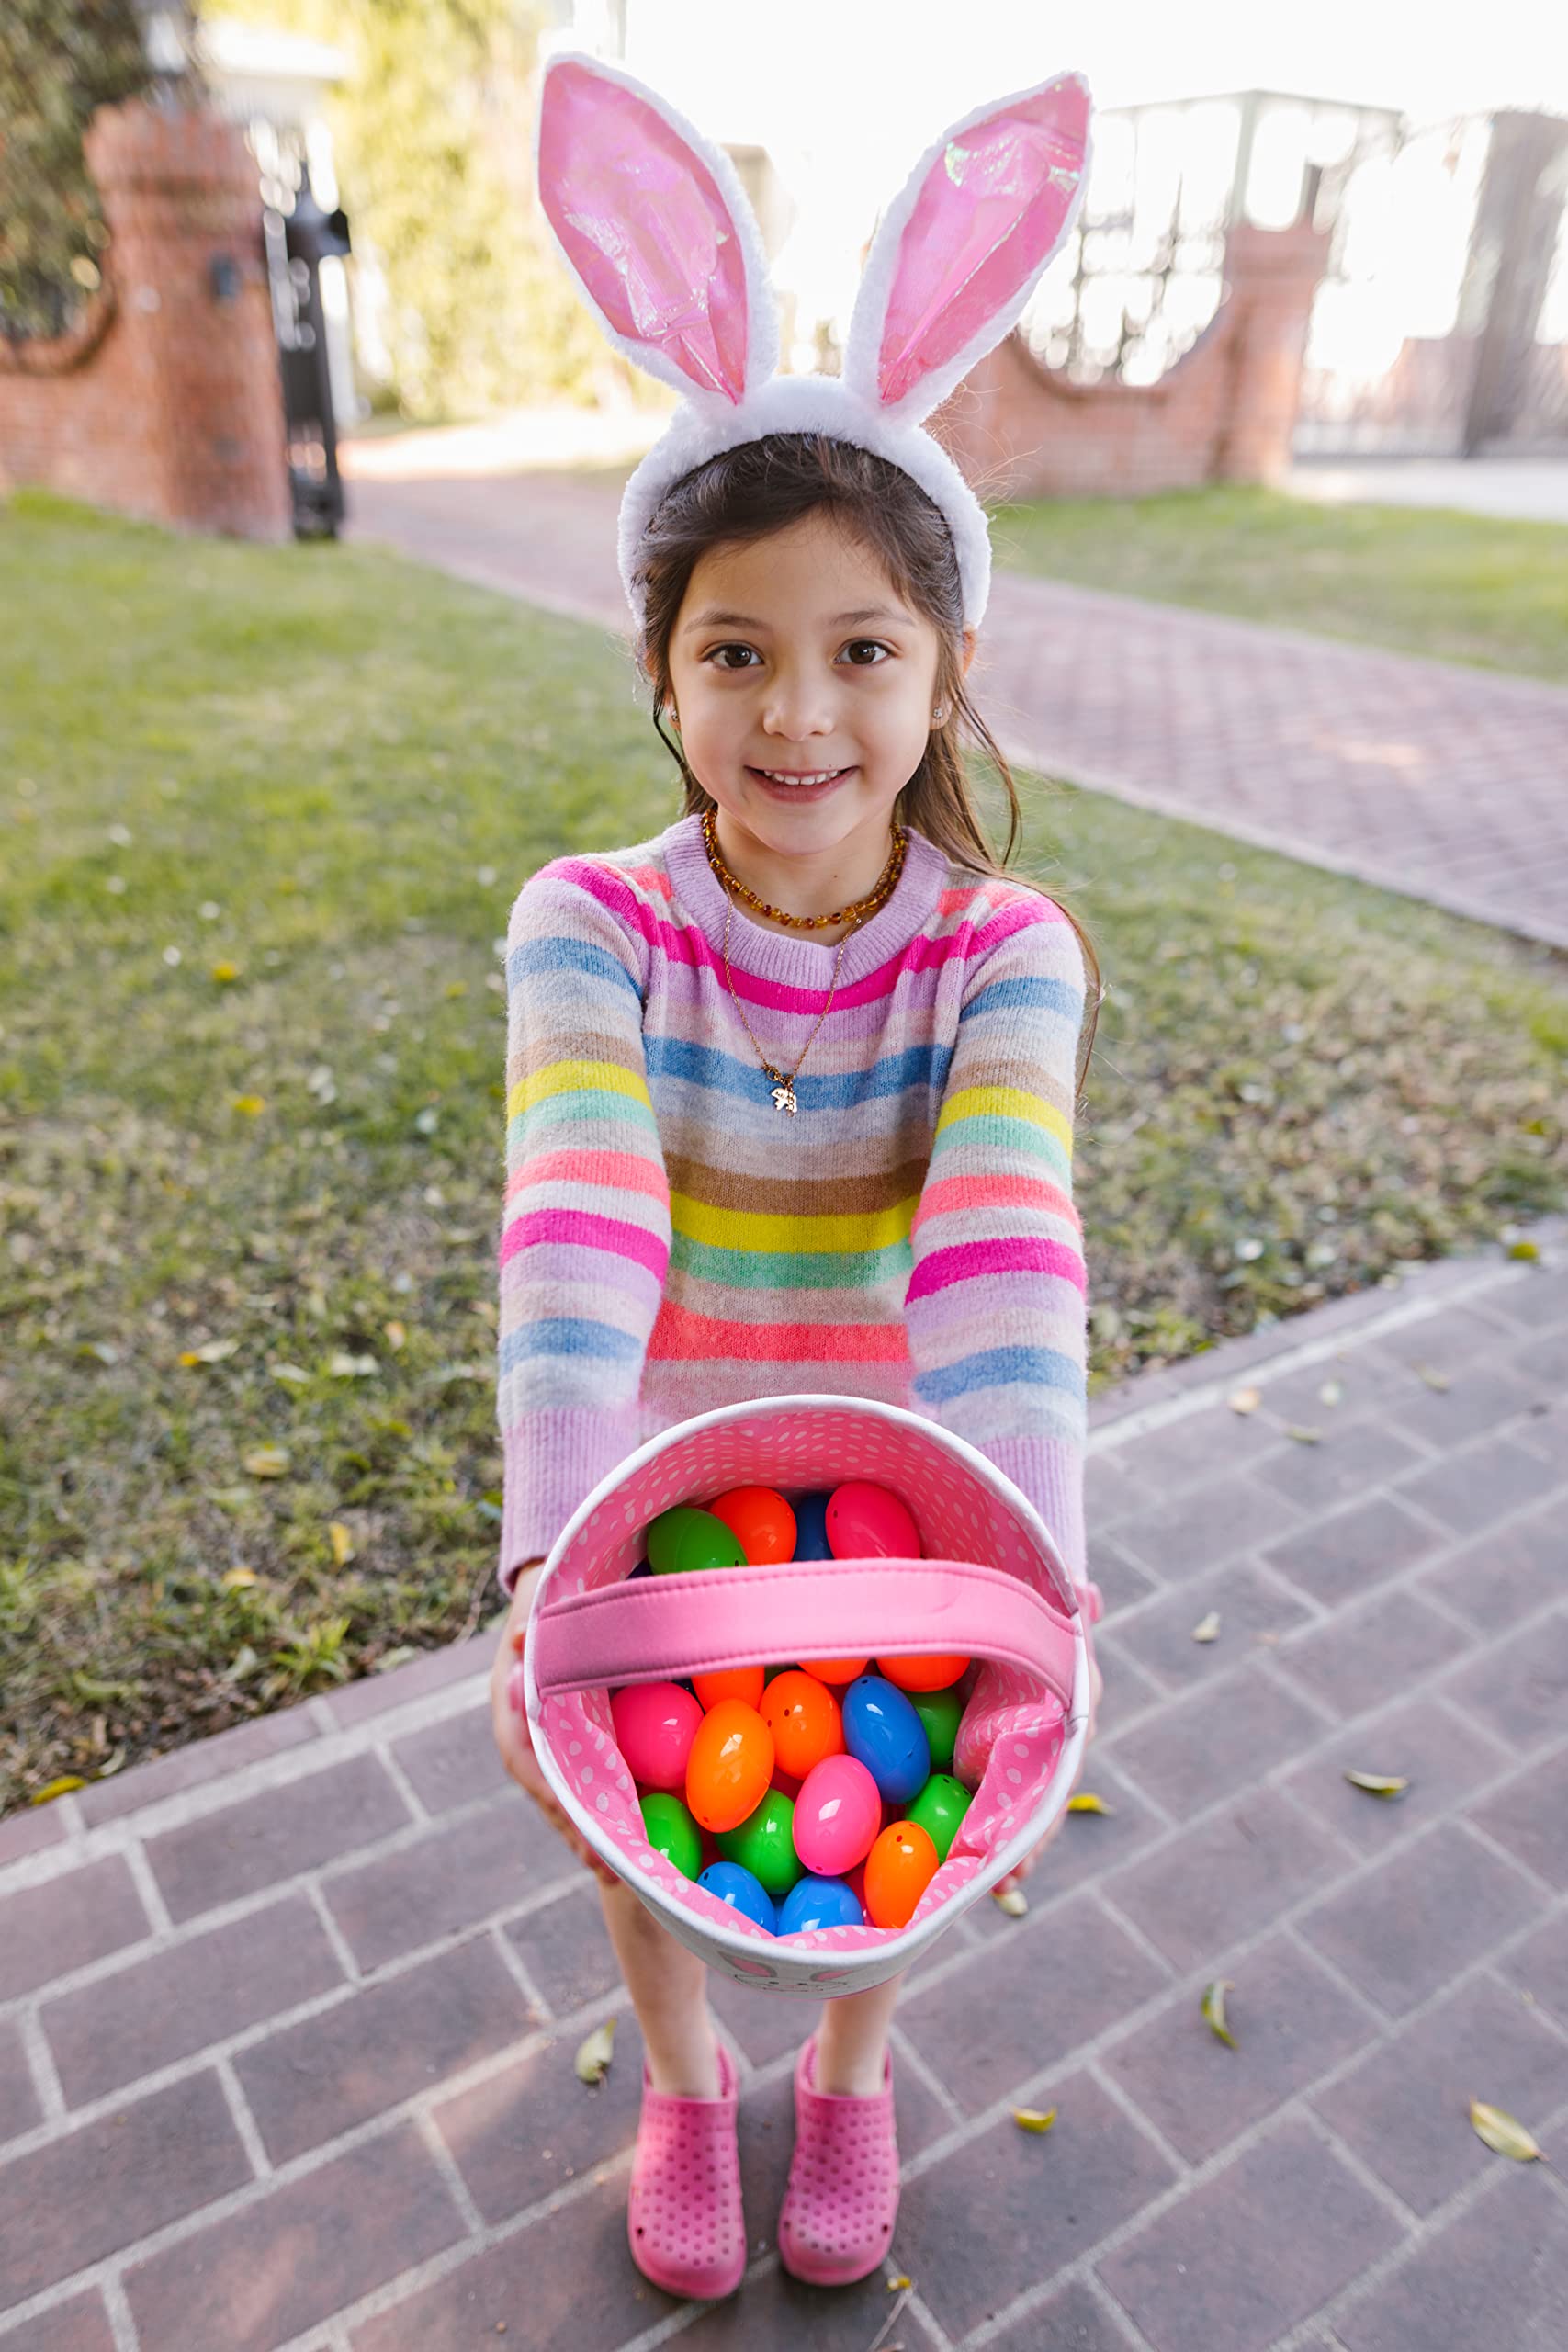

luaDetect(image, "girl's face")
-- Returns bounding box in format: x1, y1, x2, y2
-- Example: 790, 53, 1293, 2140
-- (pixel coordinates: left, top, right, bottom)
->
663, 509, 973, 885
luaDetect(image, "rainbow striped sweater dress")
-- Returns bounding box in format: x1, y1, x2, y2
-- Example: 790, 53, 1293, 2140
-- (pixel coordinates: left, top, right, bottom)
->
495, 810, 1089, 1596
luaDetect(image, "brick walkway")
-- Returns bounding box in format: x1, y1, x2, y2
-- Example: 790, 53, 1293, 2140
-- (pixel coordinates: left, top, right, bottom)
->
340, 462, 1568, 952
3, 1227, 1565, 2352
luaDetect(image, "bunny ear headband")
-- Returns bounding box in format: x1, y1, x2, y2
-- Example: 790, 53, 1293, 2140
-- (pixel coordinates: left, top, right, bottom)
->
534, 50, 1091, 633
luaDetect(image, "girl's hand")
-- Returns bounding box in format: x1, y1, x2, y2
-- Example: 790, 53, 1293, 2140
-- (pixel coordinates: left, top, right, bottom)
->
992, 1645, 1102, 1899
491, 1558, 619, 1890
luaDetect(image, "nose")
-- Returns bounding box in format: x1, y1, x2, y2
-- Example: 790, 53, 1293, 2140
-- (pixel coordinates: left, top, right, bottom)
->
759, 671, 837, 741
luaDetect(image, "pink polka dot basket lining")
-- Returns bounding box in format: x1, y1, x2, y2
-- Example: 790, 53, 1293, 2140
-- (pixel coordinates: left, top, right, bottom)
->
525, 1394, 1093, 1995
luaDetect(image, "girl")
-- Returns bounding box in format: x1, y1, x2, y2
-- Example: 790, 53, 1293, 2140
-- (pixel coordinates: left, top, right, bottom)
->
489, 51, 1103, 2305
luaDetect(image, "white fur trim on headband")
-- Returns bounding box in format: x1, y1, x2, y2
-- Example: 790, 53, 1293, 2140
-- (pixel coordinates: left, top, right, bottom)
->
615, 372, 995, 633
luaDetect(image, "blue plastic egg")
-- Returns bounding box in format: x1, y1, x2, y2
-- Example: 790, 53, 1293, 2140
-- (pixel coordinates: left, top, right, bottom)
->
698, 1859, 778, 1933
776, 1873, 864, 1934
789, 1489, 832, 1560
841, 1674, 931, 1806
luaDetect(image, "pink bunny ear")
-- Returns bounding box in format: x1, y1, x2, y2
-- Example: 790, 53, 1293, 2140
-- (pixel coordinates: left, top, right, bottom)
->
534, 53, 776, 406
845, 73, 1091, 420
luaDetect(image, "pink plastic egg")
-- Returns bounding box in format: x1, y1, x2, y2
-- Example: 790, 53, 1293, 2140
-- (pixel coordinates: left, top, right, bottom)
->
825, 1481, 921, 1559
610, 1682, 703, 1794
793, 1752, 882, 1877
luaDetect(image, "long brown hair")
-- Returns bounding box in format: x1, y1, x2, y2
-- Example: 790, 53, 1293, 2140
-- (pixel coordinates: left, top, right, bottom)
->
630, 431, 1100, 1097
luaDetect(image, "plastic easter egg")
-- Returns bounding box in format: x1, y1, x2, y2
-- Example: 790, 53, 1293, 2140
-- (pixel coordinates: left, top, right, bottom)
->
609, 1681, 703, 1793
646, 1505, 748, 1576
905, 1771, 973, 1864
707, 1484, 796, 1565
639, 1791, 703, 1880
793, 1753, 882, 1877
841, 1674, 931, 1805
798, 1653, 869, 1684
863, 1819, 940, 1928
789, 1489, 832, 1560
684, 1699, 774, 1832
777, 1874, 864, 1935
825, 1481, 921, 1560
878, 1651, 969, 1692
693, 1665, 765, 1712
698, 1859, 777, 1933
906, 1685, 964, 1773
716, 1788, 803, 1897
761, 1669, 844, 1779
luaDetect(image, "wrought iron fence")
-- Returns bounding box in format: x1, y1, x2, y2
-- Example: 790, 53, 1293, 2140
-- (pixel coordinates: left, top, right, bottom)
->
1295, 106, 1568, 457
1015, 89, 1400, 389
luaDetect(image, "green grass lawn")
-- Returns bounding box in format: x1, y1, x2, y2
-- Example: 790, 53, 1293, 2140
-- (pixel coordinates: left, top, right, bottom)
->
2, 488, 1563, 1813
988, 484, 1568, 684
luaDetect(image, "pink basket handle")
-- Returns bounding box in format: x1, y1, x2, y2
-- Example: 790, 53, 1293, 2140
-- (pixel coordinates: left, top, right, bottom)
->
531, 1556, 1081, 1714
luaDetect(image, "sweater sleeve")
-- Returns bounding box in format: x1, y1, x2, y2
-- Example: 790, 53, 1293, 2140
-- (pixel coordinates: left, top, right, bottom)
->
494, 860, 672, 1595
904, 889, 1090, 1584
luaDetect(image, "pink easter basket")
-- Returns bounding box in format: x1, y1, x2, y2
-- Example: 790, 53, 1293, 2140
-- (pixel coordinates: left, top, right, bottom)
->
522, 1394, 1100, 1996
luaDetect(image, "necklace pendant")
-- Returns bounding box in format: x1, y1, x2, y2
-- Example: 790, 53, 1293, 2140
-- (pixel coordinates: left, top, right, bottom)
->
770, 1080, 799, 1115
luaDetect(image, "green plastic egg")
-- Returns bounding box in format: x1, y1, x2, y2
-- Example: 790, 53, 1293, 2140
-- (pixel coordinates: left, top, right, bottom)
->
646, 1504, 748, 1576
639, 1790, 704, 1879
906, 1686, 964, 1772
716, 1788, 803, 1897
905, 1771, 973, 1864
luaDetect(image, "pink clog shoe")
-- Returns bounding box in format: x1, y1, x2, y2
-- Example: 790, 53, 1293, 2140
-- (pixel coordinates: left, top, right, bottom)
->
777, 2034, 900, 2287
626, 2037, 746, 2301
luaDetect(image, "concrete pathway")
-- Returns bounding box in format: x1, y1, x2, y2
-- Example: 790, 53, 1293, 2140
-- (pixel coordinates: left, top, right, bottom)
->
338, 457, 1568, 955
1287, 458, 1568, 527
2, 1222, 1564, 2352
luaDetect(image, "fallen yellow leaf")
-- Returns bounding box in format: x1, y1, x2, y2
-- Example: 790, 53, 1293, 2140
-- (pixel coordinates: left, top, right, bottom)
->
1227, 1386, 1261, 1415
180, 1337, 240, 1366
329, 1521, 356, 1566
220, 1567, 257, 1590
1344, 1770, 1409, 1799
1067, 1792, 1114, 1815
231, 1095, 266, 1116
383, 1319, 407, 1351
1201, 1979, 1237, 2048
1469, 2099, 1545, 2161
1191, 1611, 1222, 1643
243, 1445, 290, 1478
574, 2018, 615, 2086
992, 1885, 1029, 1917
1012, 2107, 1057, 2132
29, 1776, 86, 1804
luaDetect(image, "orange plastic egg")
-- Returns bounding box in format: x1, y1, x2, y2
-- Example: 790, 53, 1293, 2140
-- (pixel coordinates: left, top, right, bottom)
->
863, 1819, 940, 1928
761, 1668, 845, 1780
876, 1653, 970, 1693
798, 1655, 869, 1683
706, 1484, 797, 1565
684, 1699, 774, 1833
693, 1665, 766, 1712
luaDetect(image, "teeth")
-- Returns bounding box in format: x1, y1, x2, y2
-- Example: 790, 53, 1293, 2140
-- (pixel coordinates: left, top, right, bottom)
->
758, 767, 844, 785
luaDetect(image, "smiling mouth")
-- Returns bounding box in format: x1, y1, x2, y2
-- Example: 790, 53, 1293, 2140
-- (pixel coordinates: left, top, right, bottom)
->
747, 764, 856, 786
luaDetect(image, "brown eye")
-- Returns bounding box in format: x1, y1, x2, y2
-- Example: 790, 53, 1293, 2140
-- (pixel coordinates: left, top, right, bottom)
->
842, 640, 891, 665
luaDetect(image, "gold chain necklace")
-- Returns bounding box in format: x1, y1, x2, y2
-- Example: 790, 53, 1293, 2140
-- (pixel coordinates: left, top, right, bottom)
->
705, 810, 906, 1115
701, 806, 907, 929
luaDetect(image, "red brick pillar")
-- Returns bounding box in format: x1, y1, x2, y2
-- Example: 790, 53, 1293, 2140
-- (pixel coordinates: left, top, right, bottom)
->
80, 98, 291, 538
1211, 216, 1331, 484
